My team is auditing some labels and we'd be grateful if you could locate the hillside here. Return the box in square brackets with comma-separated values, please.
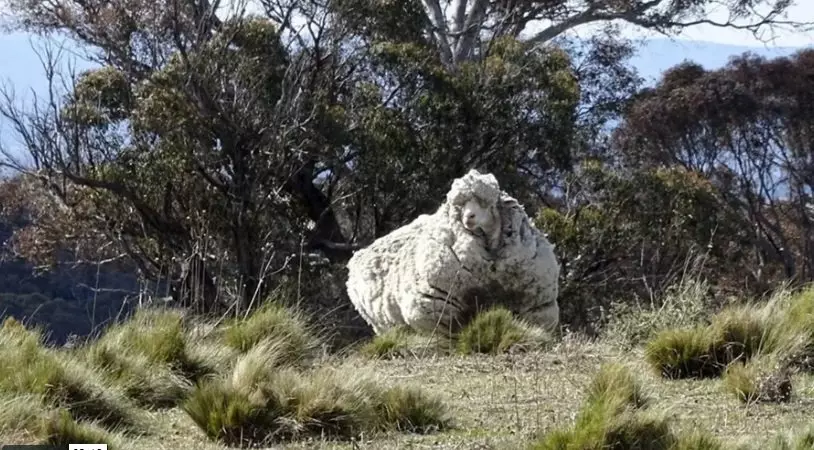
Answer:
[0, 218, 138, 345]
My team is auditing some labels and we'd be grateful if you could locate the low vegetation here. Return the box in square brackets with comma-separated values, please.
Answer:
[530, 363, 723, 450]
[645, 285, 814, 383]
[1, 284, 813, 449]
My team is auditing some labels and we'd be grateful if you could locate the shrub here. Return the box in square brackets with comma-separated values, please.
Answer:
[456, 307, 551, 355]
[221, 302, 320, 363]
[0, 320, 141, 430]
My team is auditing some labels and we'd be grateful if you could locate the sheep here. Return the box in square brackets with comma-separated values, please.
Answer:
[345, 169, 561, 336]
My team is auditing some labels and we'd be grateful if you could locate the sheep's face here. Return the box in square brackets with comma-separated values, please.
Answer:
[461, 198, 497, 235]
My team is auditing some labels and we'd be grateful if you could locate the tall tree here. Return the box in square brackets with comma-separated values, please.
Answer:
[613, 49, 814, 285]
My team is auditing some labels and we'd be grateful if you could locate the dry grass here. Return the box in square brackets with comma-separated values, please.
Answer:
[2, 286, 814, 450]
[0, 336, 797, 450]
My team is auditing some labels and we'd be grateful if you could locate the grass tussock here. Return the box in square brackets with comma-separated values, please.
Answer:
[359, 326, 454, 359]
[92, 307, 211, 379]
[0, 392, 49, 435]
[183, 341, 450, 446]
[0, 318, 141, 430]
[645, 326, 723, 379]
[585, 363, 649, 409]
[530, 363, 723, 450]
[645, 285, 814, 380]
[455, 307, 552, 355]
[360, 327, 415, 359]
[723, 357, 793, 404]
[221, 301, 321, 363]
[39, 409, 119, 449]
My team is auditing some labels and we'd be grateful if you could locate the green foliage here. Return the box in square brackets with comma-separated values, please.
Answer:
[771, 288, 814, 371]
[0, 392, 49, 434]
[0, 318, 141, 429]
[375, 385, 450, 434]
[645, 286, 814, 381]
[708, 306, 775, 363]
[671, 431, 727, 450]
[455, 307, 552, 355]
[181, 380, 273, 446]
[645, 303, 778, 379]
[535, 164, 740, 332]
[62, 66, 133, 126]
[82, 343, 190, 408]
[221, 301, 320, 363]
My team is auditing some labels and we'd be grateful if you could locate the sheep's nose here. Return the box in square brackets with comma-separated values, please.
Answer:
[467, 212, 476, 219]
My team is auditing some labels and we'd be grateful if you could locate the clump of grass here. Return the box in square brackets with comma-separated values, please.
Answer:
[181, 380, 273, 446]
[645, 304, 780, 380]
[708, 306, 775, 364]
[585, 363, 649, 409]
[83, 343, 190, 408]
[723, 357, 793, 404]
[604, 277, 711, 347]
[360, 327, 414, 359]
[530, 363, 723, 450]
[93, 307, 210, 380]
[39, 409, 119, 449]
[770, 287, 814, 371]
[0, 392, 49, 434]
[455, 307, 551, 355]
[375, 385, 450, 434]
[183, 343, 450, 446]
[0, 319, 141, 430]
[221, 301, 321, 363]
[645, 326, 723, 379]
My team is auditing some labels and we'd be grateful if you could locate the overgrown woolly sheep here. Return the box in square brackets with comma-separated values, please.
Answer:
[345, 169, 560, 336]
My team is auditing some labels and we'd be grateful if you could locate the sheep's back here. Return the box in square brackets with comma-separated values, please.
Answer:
[345, 214, 434, 332]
